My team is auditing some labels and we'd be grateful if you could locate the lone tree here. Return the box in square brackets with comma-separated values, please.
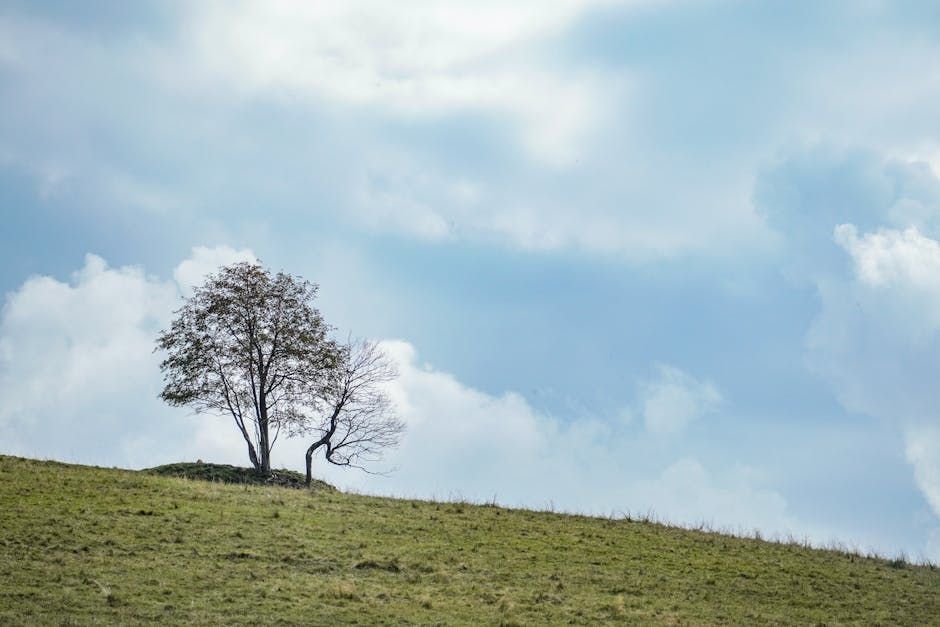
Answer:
[298, 339, 405, 486]
[156, 262, 339, 474]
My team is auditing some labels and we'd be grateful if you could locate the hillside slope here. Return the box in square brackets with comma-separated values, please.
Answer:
[2, 455, 939, 625]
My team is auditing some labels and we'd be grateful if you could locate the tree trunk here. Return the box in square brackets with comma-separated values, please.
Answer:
[305, 442, 325, 487]
[306, 411, 339, 486]
[259, 435, 270, 474]
[246, 441, 261, 471]
[305, 446, 314, 487]
[258, 396, 271, 474]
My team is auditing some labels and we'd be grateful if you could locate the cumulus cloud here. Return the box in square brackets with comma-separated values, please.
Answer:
[760, 147, 940, 555]
[836, 224, 940, 304]
[638, 364, 722, 435]
[0, 255, 179, 465]
[815, 224, 940, 522]
[809, 223, 940, 420]
[0, 247, 255, 467]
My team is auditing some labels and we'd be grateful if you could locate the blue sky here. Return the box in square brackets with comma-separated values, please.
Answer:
[3, 1, 940, 560]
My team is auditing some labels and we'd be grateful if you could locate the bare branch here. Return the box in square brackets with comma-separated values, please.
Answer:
[298, 339, 405, 486]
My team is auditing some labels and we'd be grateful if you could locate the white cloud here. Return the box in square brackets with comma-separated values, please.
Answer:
[0, 4, 757, 262]
[184, 0, 620, 165]
[0, 255, 180, 465]
[639, 364, 722, 435]
[905, 426, 940, 518]
[0, 247, 256, 468]
[813, 225, 940, 416]
[0, 3, 768, 261]
[804, 224, 940, 529]
[836, 224, 940, 293]
[172, 245, 257, 295]
[7, 3, 940, 265]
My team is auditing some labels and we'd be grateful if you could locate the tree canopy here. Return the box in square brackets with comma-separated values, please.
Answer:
[156, 262, 339, 473]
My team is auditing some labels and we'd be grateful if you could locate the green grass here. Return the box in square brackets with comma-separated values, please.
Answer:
[2, 455, 939, 625]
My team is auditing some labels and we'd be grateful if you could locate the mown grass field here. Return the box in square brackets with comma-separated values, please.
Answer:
[2, 455, 940, 625]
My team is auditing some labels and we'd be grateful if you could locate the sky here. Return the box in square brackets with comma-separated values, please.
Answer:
[3, 0, 940, 560]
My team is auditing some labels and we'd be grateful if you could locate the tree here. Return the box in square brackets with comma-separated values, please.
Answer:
[156, 262, 338, 474]
[299, 339, 405, 487]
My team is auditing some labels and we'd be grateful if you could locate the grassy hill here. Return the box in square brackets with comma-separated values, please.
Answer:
[2, 455, 939, 625]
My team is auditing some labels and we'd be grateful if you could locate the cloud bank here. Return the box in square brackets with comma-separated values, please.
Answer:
[187, 0, 619, 166]
[25, 1, 940, 259]
[0, 249, 805, 539]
